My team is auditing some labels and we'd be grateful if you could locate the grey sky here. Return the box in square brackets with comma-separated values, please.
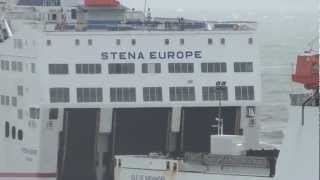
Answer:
[120, 0, 318, 12]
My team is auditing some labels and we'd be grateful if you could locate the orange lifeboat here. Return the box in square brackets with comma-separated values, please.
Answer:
[84, 0, 120, 7]
[292, 53, 319, 90]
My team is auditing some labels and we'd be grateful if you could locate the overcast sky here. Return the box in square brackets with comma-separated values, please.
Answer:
[120, 0, 318, 12]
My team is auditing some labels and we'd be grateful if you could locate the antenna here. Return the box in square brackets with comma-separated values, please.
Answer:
[143, 0, 147, 17]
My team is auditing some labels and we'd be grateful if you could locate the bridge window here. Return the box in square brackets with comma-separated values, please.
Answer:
[50, 88, 70, 103]
[143, 87, 162, 102]
[77, 88, 103, 103]
[142, 63, 161, 74]
[169, 87, 195, 101]
[201, 63, 227, 73]
[108, 63, 135, 74]
[234, 62, 253, 72]
[208, 38, 213, 45]
[168, 63, 194, 73]
[49, 64, 69, 74]
[110, 88, 136, 102]
[235, 86, 255, 100]
[76, 64, 102, 74]
[202, 86, 228, 101]
[0, 95, 4, 105]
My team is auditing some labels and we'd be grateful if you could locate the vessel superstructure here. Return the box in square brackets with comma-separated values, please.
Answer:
[0, 0, 262, 180]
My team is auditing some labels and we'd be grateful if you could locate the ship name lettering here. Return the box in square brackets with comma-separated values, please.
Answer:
[131, 175, 165, 180]
[101, 51, 202, 60]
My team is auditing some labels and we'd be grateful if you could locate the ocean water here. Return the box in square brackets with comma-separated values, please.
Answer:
[155, 9, 319, 146]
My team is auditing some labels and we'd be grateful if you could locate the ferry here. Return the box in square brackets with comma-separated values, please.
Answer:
[1, 0, 262, 180]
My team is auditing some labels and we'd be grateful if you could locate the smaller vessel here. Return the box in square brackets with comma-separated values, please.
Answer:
[114, 51, 319, 180]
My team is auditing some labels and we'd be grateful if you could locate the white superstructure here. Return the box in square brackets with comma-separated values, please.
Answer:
[0, 0, 262, 180]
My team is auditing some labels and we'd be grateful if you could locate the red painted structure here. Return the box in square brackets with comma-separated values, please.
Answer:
[84, 0, 120, 7]
[292, 53, 319, 90]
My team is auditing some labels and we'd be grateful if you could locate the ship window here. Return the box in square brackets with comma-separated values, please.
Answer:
[165, 39, 170, 45]
[50, 88, 70, 103]
[5, 96, 9, 105]
[208, 38, 213, 45]
[12, 126, 16, 139]
[235, 86, 255, 100]
[29, 107, 40, 119]
[49, 64, 69, 74]
[116, 39, 121, 46]
[5, 121, 9, 138]
[142, 63, 161, 73]
[17, 85, 24, 96]
[11, 61, 17, 71]
[0, 95, 5, 105]
[18, 130, 23, 141]
[234, 62, 253, 72]
[71, 9, 77, 19]
[201, 63, 227, 73]
[46, 40, 52, 46]
[202, 86, 228, 101]
[76, 64, 102, 74]
[17, 62, 23, 72]
[49, 108, 59, 120]
[1, 60, 9, 70]
[131, 39, 136, 46]
[168, 63, 194, 73]
[248, 38, 253, 45]
[31, 63, 36, 73]
[143, 87, 162, 102]
[108, 63, 135, 74]
[88, 39, 93, 46]
[220, 38, 225, 45]
[52, 13, 57, 21]
[11, 96, 17, 107]
[75, 39, 80, 46]
[18, 109, 23, 119]
[180, 38, 185, 45]
[77, 88, 103, 103]
[110, 88, 136, 102]
[169, 87, 195, 101]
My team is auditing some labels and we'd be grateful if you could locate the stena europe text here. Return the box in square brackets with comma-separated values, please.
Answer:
[101, 50, 203, 60]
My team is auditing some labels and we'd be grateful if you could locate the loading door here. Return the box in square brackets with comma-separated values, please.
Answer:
[112, 108, 171, 155]
[181, 107, 238, 153]
[58, 108, 99, 180]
